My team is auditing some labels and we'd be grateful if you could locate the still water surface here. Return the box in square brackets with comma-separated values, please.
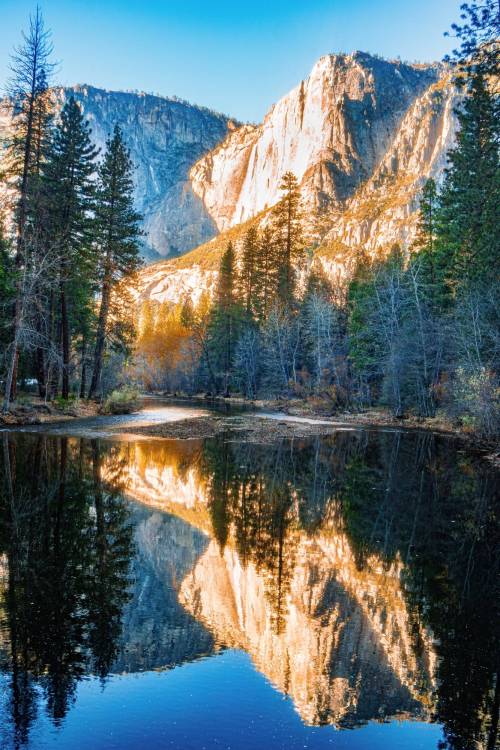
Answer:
[0, 420, 498, 749]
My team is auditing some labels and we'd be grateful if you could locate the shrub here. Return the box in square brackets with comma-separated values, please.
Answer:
[102, 388, 140, 415]
[452, 367, 499, 439]
[53, 395, 79, 413]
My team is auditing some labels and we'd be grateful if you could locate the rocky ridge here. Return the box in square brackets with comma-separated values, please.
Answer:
[0, 51, 460, 299]
[317, 75, 459, 267]
[191, 53, 441, 230]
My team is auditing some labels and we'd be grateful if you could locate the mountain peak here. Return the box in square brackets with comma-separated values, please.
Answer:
[135, 51, 459, 304]
[188, 49, 449, 239]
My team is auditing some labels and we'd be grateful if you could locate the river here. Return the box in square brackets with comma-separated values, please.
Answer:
[0, 404, 498, 749]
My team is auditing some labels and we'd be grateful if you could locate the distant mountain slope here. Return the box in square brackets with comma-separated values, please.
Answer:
[0, 85, 236, 260]
[1, 52, 459, 293]
[58, 86, 237, 260]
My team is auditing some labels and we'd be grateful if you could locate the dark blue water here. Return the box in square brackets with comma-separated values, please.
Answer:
[0, 651, 441, 750]
[0, 428, 498, 750]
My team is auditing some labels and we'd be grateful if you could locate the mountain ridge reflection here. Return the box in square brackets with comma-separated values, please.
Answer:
[0, 430, 498, 750]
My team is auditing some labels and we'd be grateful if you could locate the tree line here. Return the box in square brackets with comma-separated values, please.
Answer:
[1, 3, 498, 439]
[0, 9, 142, 412]
[136, 69, 498, 435]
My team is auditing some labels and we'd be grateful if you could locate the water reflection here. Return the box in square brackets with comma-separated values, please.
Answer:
[0, 436, 132, 746]
[0, 429, 498, 750]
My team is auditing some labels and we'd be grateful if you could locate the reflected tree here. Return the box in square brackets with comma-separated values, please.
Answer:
[88, 441, 133, 679]
[0, 434, 133, 746]
[1, 428, 497, 750]
[339, 430, 500, 750]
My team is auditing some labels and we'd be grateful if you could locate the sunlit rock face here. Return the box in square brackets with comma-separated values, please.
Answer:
[137, 260, 217, 306]
[116, 440, 436, 728]
[190, 53, 443, 230]
[1, 52, 458, 290]
[114, 441, 210, 521]
[318, 76, 459, 261]
[135, 54, 458, 303]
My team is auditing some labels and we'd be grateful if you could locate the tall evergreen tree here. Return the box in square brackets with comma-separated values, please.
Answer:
[239, 226, 259, 317]
[88, 126, 142, 398]
[436, 72, 499, 288]
[2, 8, 54, 411]
[412, 178, 446, 308]
[255, 226, 279, 320]
[414, 178, 438, 255]
[42, 97, 99, 398]
[271, 172, 304, 306]
[207, 242, 240, 395]
[6, 8, 54, 260]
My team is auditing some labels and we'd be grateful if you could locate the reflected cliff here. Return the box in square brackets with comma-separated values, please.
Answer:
[0, 429, 498, 750]
[0, 435, 215, 748]
[112, 431, 499, 748]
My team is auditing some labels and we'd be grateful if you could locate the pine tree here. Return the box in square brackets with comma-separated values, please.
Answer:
[88, 126, 142, 398]
[436, 72, 499, 288]
[255, 226, 278, 320]
[43, 97, 99, 398]
[271, 172, 304, 306]
[239, 226, 259, 317]
[207, 242, 241, 395]
[412, 177, 446, 308]
[415, 178, 438, 255]
[6, 9, 54, 259]
[2, 8, 54, 411]
[445, 0, 500, 78]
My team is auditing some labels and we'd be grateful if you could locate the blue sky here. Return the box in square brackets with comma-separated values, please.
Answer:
[0, 0, 463, 122]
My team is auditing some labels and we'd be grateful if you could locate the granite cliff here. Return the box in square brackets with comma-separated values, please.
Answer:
[0, 51, 459, 294]
[190, 53, 441, 230]
[135, 53, 458, 302]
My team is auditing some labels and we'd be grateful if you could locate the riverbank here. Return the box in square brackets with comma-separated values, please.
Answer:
[2, 393, 497, 466]
[0, 398, 99, 426]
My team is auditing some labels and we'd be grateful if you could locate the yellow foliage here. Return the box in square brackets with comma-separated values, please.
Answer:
[135, 297, 207, 389]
